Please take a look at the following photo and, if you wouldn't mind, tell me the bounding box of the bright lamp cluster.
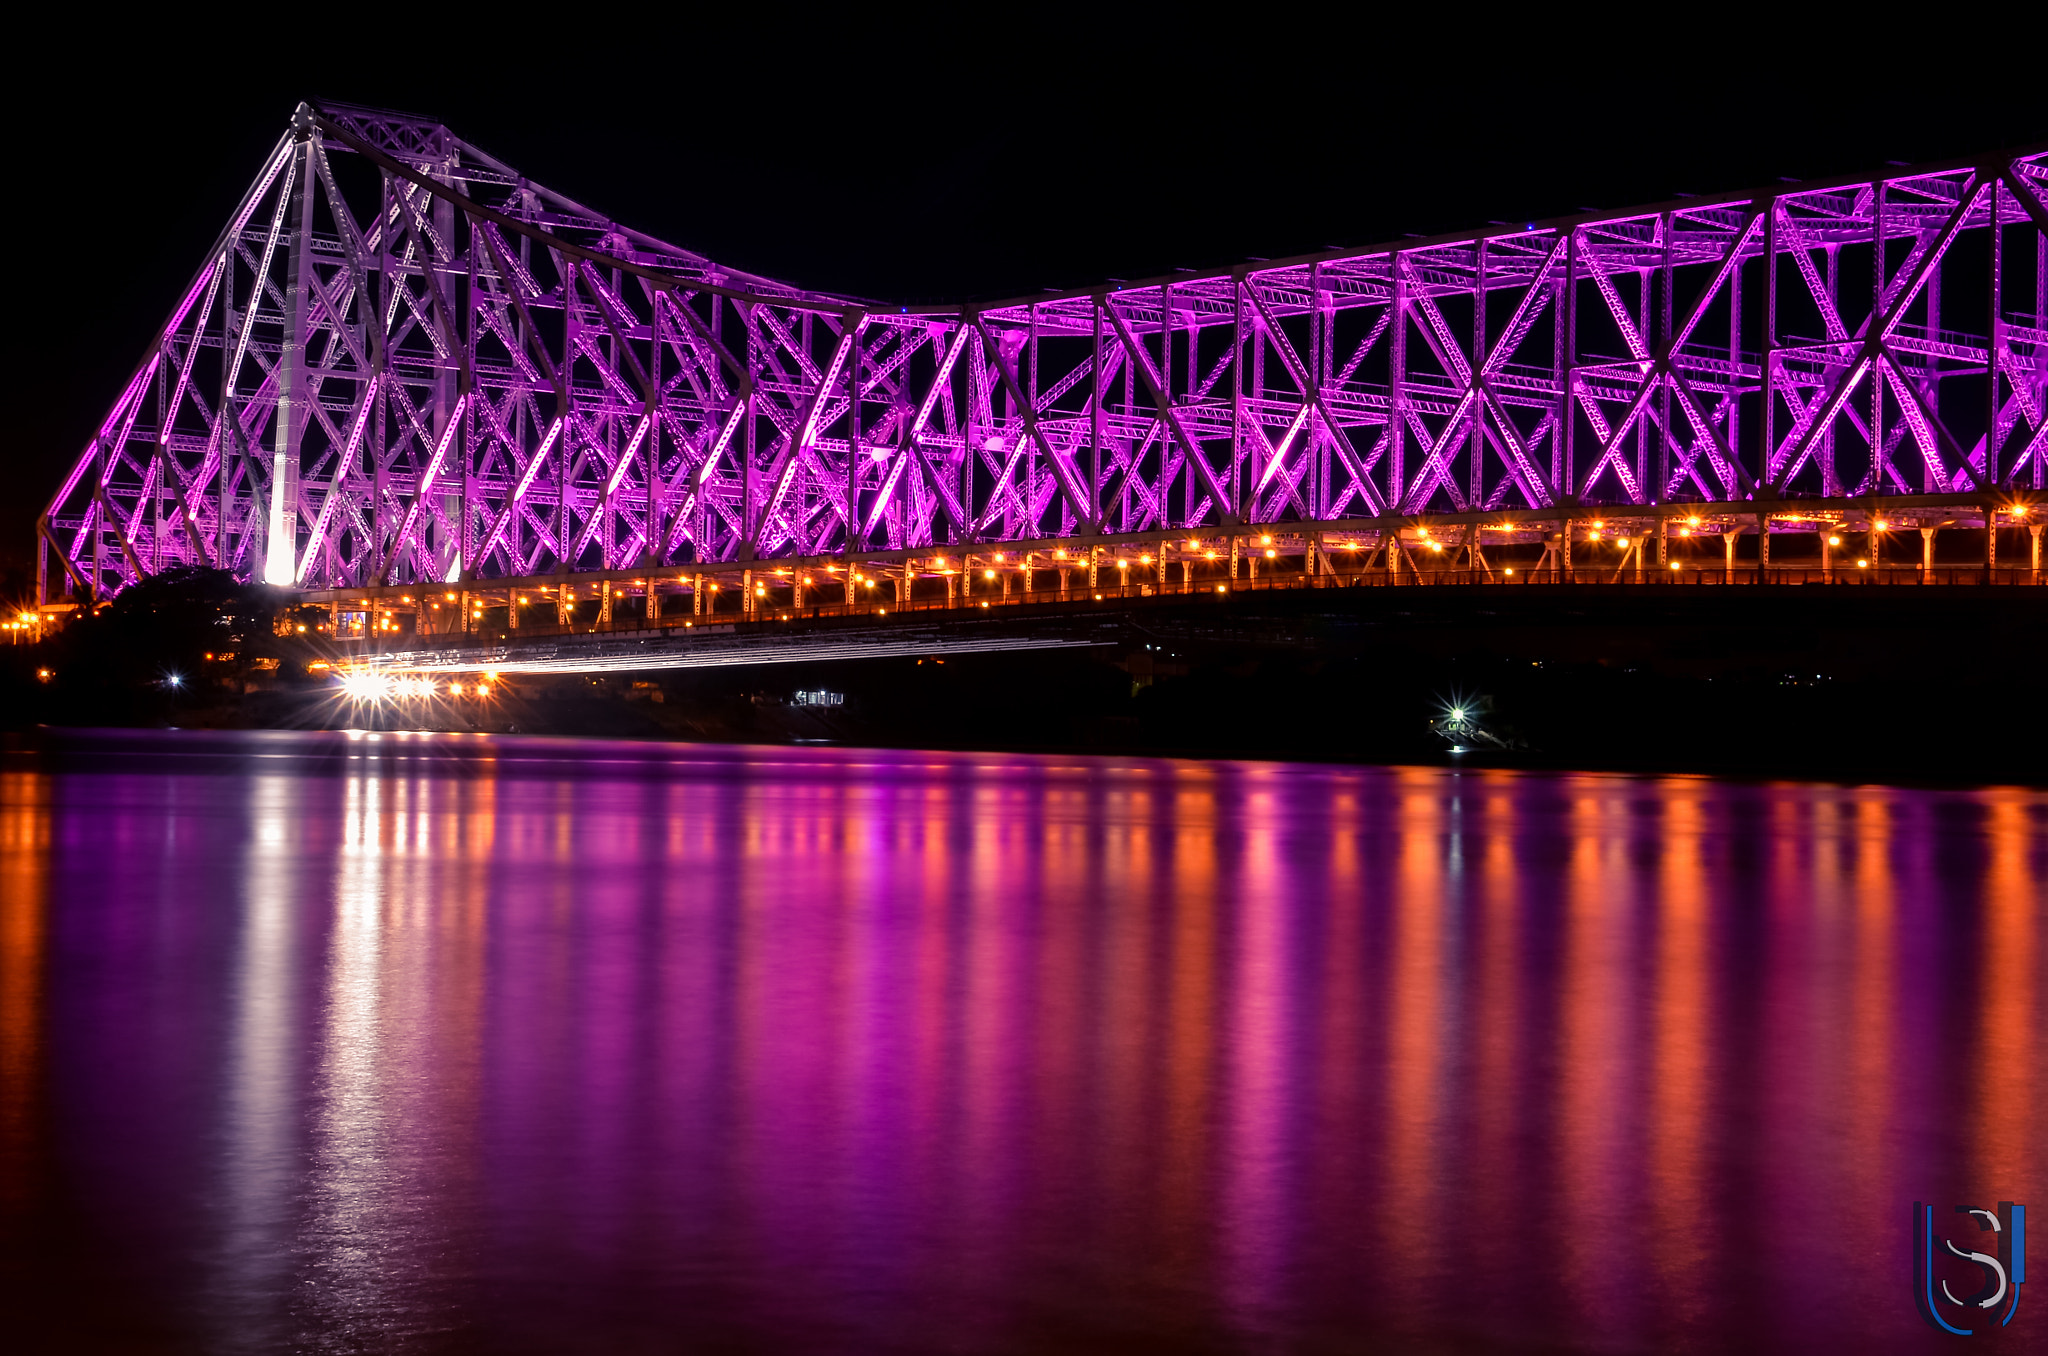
[338,672,447,701]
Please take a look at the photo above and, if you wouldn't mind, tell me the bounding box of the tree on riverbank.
[3,568,291,726]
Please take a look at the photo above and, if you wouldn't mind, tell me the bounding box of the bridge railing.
[330,562,2044,654]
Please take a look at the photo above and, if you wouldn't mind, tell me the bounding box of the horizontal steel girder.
[40,100,2048,607]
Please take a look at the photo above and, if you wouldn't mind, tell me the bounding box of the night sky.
[6,16,2041,582]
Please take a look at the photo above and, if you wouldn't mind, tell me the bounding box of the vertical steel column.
[459,186,479,582]
[1760,199,1778,494]
[2030,523,2042,583]
[1988,179,2004,489]
[264,133,315,585]
[1656,212,1673,505]
[1158,282,1172,535]
[1390,255,1407,510]
[599,579,612,625]
[1921,527,1938,581]
[1231,274,1244,521]
[1090,297,1103,531]
[432,147,461,579]
[1870,187,1888,504]
[848,317,862,551]
[694,573,705,616]
[1471,241,1486,511]
[1757,513,1770,581]
[1560,227,1577,500]
[218,242,235,572]
[1723,529,1737,584]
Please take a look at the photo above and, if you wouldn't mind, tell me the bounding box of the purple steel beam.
[38,101,2048,604]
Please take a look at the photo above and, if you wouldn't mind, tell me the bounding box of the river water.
[2,730,2043,1353]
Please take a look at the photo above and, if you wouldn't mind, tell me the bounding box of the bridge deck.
[329,556,2045,676]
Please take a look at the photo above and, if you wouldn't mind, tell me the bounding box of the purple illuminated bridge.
[38,103,2048,630]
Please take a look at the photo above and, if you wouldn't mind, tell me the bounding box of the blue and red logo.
[1915,1201,2025,1335]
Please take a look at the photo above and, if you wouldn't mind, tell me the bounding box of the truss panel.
[39,103,2048,603]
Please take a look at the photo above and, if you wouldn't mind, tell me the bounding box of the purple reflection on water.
[1,730,2044,1353]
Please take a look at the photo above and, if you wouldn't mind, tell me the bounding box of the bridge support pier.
[1921,527,1938,581]
[1088,547,1100,592]
[1986,506,1998,580]
[742,569,754,617]
[1821,530,1832,583]
[557,585,572,628]
[1560,522,1572,583]
[1756,514,1770,583]
[845,564,857,607]
[946,572,958,608]
[1657,520,1668,573]
[599,580,612,625]
[1230,537,1240,581]
[1723,530,1737,584]
[694,574,704,617]
[2032,524,2043,583]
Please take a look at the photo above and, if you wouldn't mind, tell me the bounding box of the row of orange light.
[320,508,2042,614]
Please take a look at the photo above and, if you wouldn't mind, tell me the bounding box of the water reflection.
[1,732,2043,1353]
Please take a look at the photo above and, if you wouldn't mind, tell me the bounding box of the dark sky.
[6,14,2042,581]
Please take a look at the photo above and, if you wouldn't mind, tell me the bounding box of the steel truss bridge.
[39,103,2048,625]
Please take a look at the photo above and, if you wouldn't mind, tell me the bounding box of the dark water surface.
[2,730,2044,1354]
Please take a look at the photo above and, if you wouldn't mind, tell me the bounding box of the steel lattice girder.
[38,102,2048,603]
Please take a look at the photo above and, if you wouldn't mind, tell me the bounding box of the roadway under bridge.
[39,103,2048,629]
